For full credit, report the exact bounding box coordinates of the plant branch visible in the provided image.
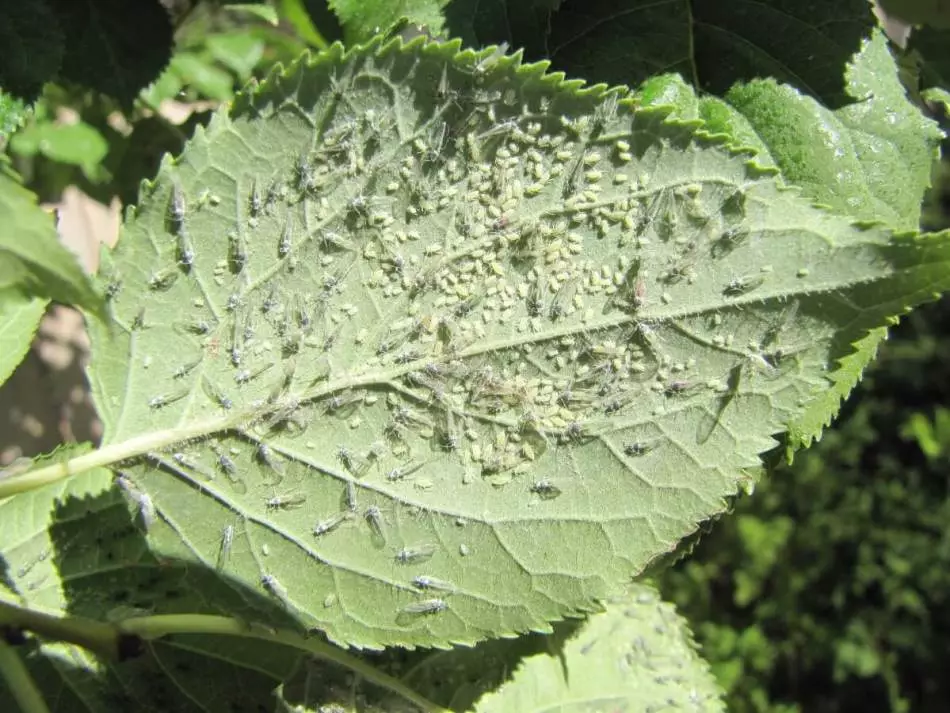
[0,602,450,713]
[0,639,51,713]
[120,614,451,713]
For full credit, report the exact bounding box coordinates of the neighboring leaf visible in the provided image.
[727,31,943,232]
[46,0,174,104]
[724,31,944,452]
[443,0,563,57]
[0,0,64,102]
[0,159,105,319]
[879,0,950,28]
[206,33,268,79]
[80,39,950,649]
[9,120,109,178]
[908,25,950,92]
[0,90,30,140]
[331,0,448,43]
[168,53,238,102]
[546,0,876,107]
[0,455,304,712]
[0,290,48,387]
[277,0,334,48]
[472,583,726,711]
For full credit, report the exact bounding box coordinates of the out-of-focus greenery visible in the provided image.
[658,156,950,713]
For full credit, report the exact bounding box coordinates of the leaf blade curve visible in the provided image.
[83,38,950,648]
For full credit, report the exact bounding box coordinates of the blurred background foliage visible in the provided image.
[1,1,949,711]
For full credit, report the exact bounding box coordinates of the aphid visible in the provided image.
[148,268,179,292]
[148,391,188,410]
[248,180,263,218]
[235,362,274,385]
[526,280,545,317]
[261,573,289,601]
[172,357,202,379]
[411,575,456,593]
[395,543,437,565]
[313,510,352,537]
[105,279,122,300]
[342,480,358,511]
[723,274,766,297]
[400,598,448,616]
[386,461,426,482]
[178,318,212,336]
[610,257,644,310]
[265,491,307,510]
[177,229,195,268]
[623,441,655,457]
[322,390,363,416]
[279,212,294,258]
[172,452,214,480]
[710,226,750,258]
[318,230,356,253]
[202,379,233,410]
[364,506,386,547]
[228,230,248,273]
[530,479,562,500]
[131,307,147,331]
[168,182,186,229]
[116,474,156,529]
[256,443,286,476]
[337,446,371,477]
[548,279,578,321]
[217,524,234,570]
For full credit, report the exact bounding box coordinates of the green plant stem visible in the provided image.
[0,602,450,713]
[121,615,449,713]
[0,601,122,660]
[0,639,50,713]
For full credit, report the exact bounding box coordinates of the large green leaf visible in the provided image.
[0,159,105,319]
[472,583,725,711]
[727,30,943,232]
[0,289,48,388]
[544,0,876,107]
[40,39,950,651]
[331,0,449,43]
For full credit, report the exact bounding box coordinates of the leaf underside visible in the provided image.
[76,38,949,649]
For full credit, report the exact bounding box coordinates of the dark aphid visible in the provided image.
[710,226,750,259]
[623,441,655,457]
[178,318,212,336]
[530,479,562,500]
[168,182,186,230]
[526,281,545,317]
[723,274,766,297]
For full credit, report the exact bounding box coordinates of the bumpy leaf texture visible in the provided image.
[83,39,950,649]
[473,583,725,712]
